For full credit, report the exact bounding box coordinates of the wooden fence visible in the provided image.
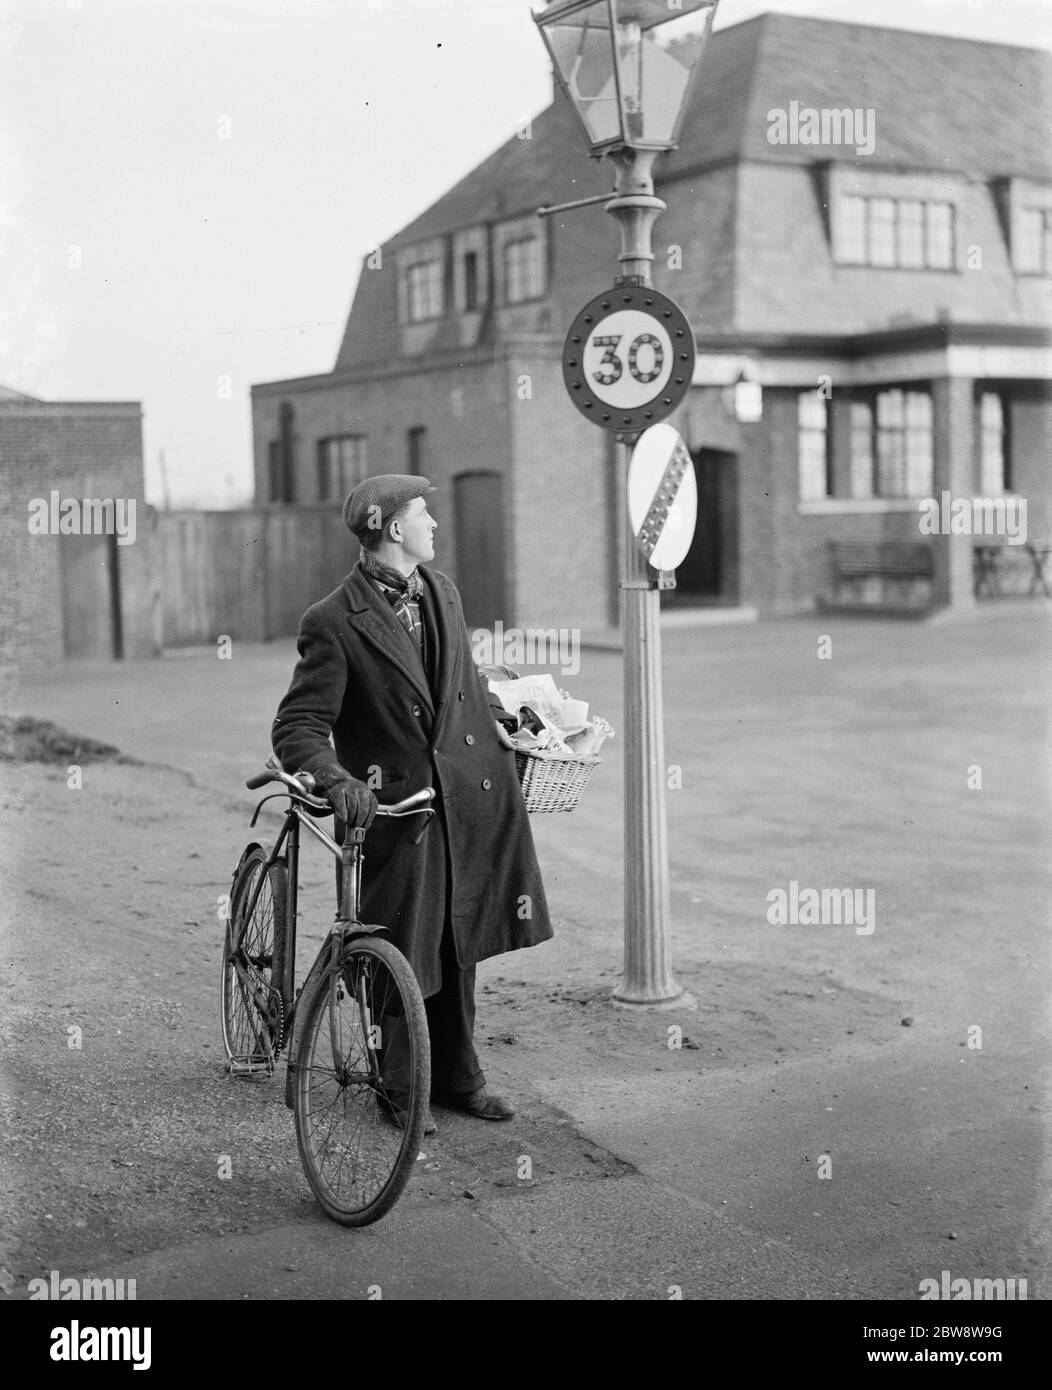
[160,505,353,646]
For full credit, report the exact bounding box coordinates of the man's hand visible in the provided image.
[327,775,378,828]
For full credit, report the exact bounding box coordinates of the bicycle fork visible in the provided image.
[329,829,384,1091]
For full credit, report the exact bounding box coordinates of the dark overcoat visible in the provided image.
[271,561,553,998]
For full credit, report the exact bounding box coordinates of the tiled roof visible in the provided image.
[397,14,1052,243]
[327,13,1051,373]
[684,12,1052,180]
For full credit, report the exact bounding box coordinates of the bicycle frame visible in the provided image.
[229,776,434,1077]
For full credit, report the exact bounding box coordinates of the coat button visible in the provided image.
[465,734,475,745]
[481,778,492,790]
[458,690,465,701]
[412,704,422,717]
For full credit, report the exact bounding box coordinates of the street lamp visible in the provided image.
[534,0,719,1006]
[534,0,716,155]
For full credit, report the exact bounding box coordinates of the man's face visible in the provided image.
[391,496,437,564]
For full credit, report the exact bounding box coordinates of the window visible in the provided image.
[406,260,443,322]
[1016,207,1052,274]
[897,200,925,269]
[463,251,479,311]
[268,440,290,504]
[798,392,830,500]
[317,435,367,500]
[851,389,934,498]
[503,237,545,303]
[869,198,896,267]
[836,196,956,269]
[925,202,955,270]
[407,426,426,476]
[903,392,934,496]
[849,402,875,499]
[979,392,1010,494]
[839,196,866,264]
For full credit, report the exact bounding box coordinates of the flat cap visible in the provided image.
[342,474,435,539]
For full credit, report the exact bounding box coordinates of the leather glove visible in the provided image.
[327,775,378,829]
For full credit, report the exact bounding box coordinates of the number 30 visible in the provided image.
[590,332,664,387]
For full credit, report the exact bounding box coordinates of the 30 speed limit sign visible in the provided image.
[563,285,695,433]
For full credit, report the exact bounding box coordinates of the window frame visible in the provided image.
[836,195,957,271]
[502,235,546,305]
[848,386,935,500]
[316,434,368,501]
[797,390,831,501]
[1015,206,1052,275]
[978,390,1012,494]
[405,259,444,323]
[462,250,479,312]
[407,425,426,477]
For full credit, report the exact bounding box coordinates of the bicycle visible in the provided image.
[221,756,434,1226]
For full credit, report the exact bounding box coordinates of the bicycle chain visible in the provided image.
[265,986,286,1055]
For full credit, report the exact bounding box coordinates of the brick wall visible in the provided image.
[504,340,612,634]
[252,355,513,607]
[0,401,158,667]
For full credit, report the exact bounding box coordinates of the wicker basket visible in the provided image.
[513,746,601,814]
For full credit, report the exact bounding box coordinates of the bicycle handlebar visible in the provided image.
[246,763,435,818]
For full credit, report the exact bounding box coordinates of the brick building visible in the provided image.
[251,14,1052,628]
[0,387,158,666]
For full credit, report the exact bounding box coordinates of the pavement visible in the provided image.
[1,600,1049,1301]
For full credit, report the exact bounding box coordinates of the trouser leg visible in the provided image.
[427,925,484,1097]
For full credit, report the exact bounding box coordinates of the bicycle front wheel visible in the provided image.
[294,935,430,1226]
[221,848,288,1076]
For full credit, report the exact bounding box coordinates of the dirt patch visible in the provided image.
[0,715,130,765]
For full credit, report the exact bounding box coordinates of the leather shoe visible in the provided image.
[436,1087,515,1121]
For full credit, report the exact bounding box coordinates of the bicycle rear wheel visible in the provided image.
[221,847,288,1076]
[293,934,430,1226]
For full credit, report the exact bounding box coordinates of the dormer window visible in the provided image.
[463,251,479,311]
[837,195,956,270]
[452,229,488,314]
[406,260,443,322]
[503,237,545,303]
[1016,207,1052,274]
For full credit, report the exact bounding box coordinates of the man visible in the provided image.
[271,474,552,1133]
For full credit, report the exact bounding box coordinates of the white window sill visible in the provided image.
[798,498,923,515]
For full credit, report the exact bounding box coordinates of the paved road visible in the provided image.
[1,604,1049,1299]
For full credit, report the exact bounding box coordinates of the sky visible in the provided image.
[1,0,1050,507]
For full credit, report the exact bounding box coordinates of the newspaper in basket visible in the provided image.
[485,673,614,815]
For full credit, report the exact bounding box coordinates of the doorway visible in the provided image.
[666,447,739,605]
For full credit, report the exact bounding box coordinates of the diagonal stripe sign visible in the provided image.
[627,424,698,573]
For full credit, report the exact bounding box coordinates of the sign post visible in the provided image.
[561,276,697,1007]
[535,0,721,1008]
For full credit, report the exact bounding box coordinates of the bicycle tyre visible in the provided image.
[221,848,288,1075]
[293,934,430,1226]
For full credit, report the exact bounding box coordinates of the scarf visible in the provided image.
[360,548,423,600]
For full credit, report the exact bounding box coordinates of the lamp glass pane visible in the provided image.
[544,5,623,148]
[614,4,716,145]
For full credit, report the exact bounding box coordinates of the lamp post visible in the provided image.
[534,0,718,1005]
